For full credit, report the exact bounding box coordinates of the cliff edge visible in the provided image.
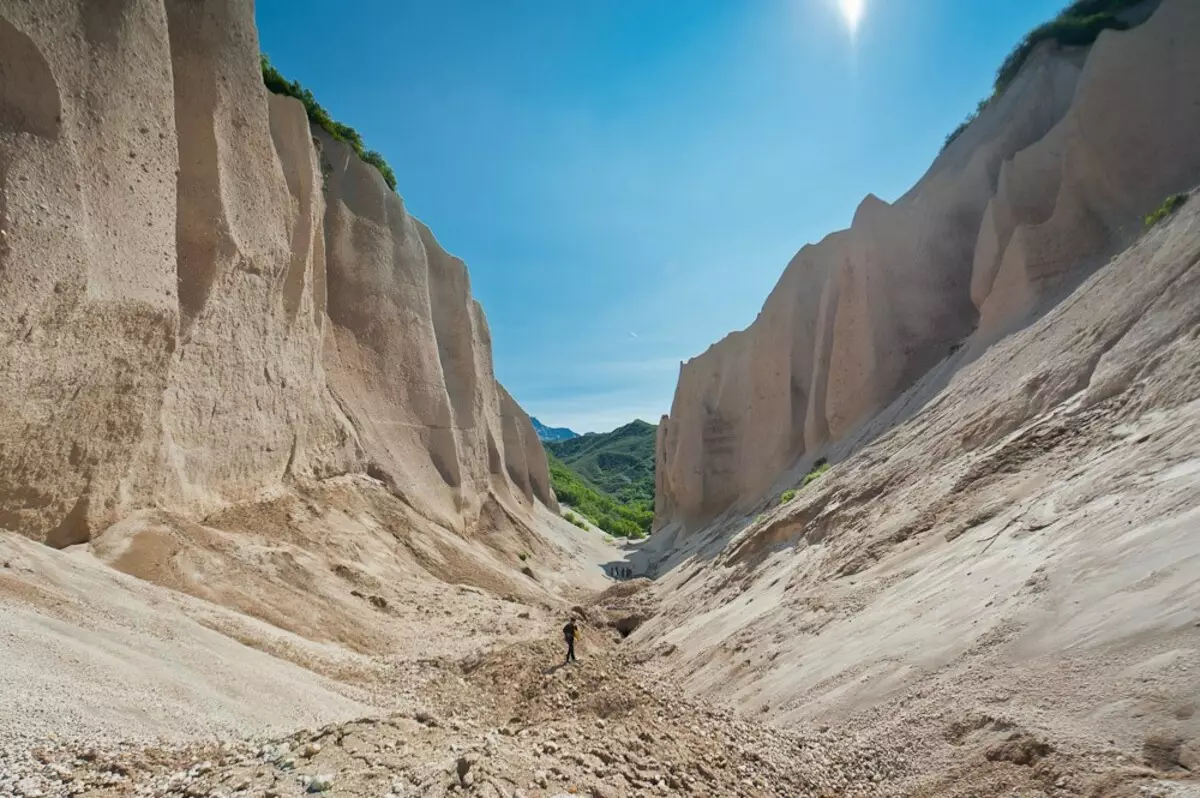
[0,0,555,548]
[655,0,1200,532]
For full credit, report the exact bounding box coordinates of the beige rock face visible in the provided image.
[0,0,554,545]
[154,0,351,517]
[656,0,1200,530]
[318,131,556,528]
[0,0,179,546]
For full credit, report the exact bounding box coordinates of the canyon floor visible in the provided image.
[3,213,1200,798]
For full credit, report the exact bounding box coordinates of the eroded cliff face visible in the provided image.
[656,0,1200,531]
[318,128,556,528]
[0,0,553,546]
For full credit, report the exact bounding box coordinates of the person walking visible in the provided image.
[562,618,577,663]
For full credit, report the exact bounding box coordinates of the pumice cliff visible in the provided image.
[0,0,554,546]
[655,0,1200,532]
[316,126,556,528]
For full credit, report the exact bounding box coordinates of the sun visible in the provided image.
[839,0,865,31]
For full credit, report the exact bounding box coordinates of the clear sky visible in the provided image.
[256,0,1066,433]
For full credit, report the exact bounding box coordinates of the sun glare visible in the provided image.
[839,0,865,32]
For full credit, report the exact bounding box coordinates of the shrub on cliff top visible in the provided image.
[942,0,1143,152]
[993,11,1131,97]
[260,54,398,191]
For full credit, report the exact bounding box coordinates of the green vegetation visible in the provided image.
[1144,193,1188,228]
[777,459,831,507]
[943,99,990,151]
[563,510,589,530]
[803,460,831,488]
[517,552,528,562]
[995,1,1141,95]
[545,420,656,538]
[259,54,398,191]
[545,420,656,506]
[943,0,1145,151]
[548,454,651,539]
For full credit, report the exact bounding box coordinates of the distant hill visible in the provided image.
[530,417,579,442]
[546,419,656,509]
[546,455,652,538]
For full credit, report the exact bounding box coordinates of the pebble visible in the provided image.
[307,773,335,792]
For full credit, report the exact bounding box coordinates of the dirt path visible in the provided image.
[2,577,1196,798]
[0,593,909,798]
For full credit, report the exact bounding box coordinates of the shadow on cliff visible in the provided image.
[599,536,660,581]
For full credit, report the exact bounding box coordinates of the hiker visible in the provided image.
[562,618,577,663]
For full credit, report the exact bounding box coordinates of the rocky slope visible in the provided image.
[531,418,579,443]
[655,0,1200,531]
[0,0,554,549]
[616,2,1200,793]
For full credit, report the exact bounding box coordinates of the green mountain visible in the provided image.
[546,420,656,504]
[545,419,657,537]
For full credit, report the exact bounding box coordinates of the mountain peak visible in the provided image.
[531,417,579,442]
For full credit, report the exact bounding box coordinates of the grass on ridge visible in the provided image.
[942,0,1145,151]
[260,54,398,191]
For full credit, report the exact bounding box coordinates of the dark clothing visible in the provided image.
[563,622,577,662]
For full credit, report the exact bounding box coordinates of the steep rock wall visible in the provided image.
[656,0,1200,530]
[0,0,554,545]
[154,0,351,515]
[319,128,556,527]
[0,0,179,545]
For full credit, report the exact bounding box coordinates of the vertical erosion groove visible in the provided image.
[0,15,62,139]
[165,1,234,336]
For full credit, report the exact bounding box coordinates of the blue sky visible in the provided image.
[257,0,1066,433]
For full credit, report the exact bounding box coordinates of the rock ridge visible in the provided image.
[0,0,555,545]
[655,0,1200,531]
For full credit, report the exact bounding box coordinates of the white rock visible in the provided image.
[307,773,335,793]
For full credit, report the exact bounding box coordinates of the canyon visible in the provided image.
[1,1,1199,797]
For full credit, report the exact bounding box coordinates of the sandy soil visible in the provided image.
[0,477,619,763]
